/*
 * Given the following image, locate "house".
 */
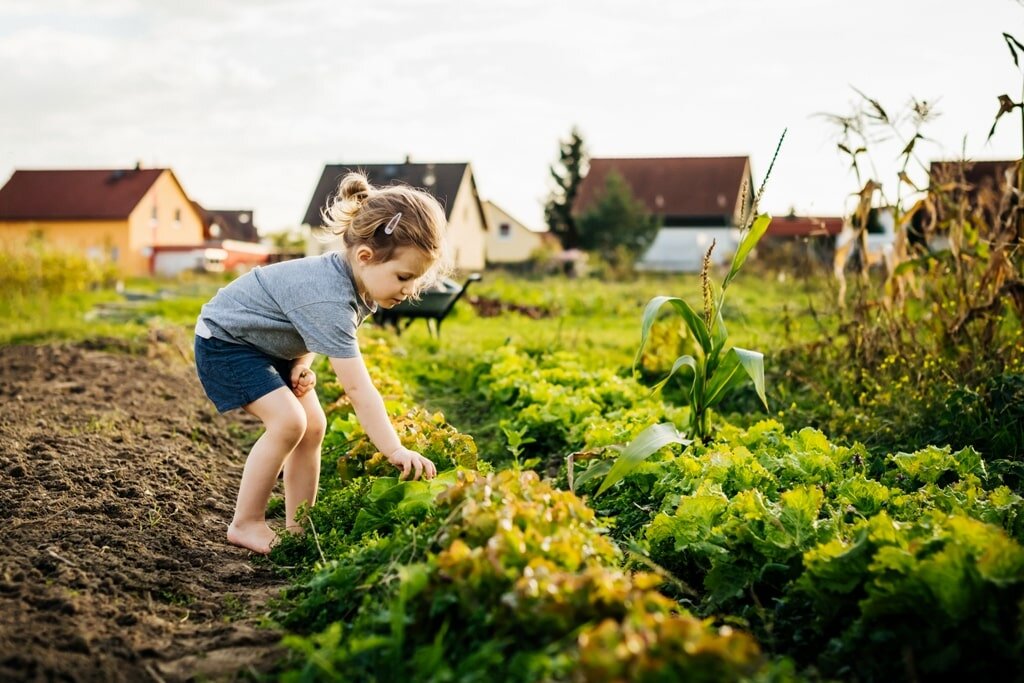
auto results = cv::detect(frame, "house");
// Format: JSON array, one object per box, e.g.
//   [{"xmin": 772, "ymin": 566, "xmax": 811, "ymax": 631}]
[
  {"xmin": 758, "ymin": 212, "xmax": 845, "ymax": 268},
  {"xmin": 0, "ymin": 166, "xmax": 205, "ymax": 277},
  {"xmin": 194, "ymin": 204, "xmax": 260, "ymax": 242},
  {"xmin": 765, "ymin": 214, "xmax": 844, "ymax": 239},
  {"xmin": 482, "ymin": 200, "xmax": 559, "ymax": 265},
  {"xmin": 572, "ymin": 156, "xmax": 755, "ymax": 272},
  {"xmin": 928, "ymin": 159, "xmax": 1019, "ymax": 229},
  {"xmin": 192, "ymin": 203, "xmax": 279, "ymax": 272},
  {"xmin": 302, "ymin": 159, "xmax": 487, "ymax": 271}
]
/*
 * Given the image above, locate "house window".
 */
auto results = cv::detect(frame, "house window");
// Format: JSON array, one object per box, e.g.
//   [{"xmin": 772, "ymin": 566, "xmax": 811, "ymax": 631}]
[
  {"xmin": 174, "ymin": 208, "xmax": 182, "ymax": 228},
  {"xmin": 498, "ymin": 223, "xmax": 511, "ymax": 240},
  {"xmin": 150, "ymin": 204, "xmax": 158, "ymax": 229}
]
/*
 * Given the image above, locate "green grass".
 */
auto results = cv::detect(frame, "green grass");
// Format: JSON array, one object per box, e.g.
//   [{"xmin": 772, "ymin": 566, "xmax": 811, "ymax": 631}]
[{"xmin": 0, "ymin": 277, "xmax": 221, "ymax": 346}]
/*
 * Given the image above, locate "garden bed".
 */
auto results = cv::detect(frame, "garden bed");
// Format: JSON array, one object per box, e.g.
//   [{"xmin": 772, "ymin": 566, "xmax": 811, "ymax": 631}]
[{"xmin": 0, "ymin": 343, "xmax": 285, "ymax": 681}]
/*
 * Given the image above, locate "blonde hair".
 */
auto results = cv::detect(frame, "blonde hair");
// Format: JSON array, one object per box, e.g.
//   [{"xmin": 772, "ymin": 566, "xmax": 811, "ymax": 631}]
[{"xmin": 321, "ymin": 171, "xmax": 453, "ymax": 293}]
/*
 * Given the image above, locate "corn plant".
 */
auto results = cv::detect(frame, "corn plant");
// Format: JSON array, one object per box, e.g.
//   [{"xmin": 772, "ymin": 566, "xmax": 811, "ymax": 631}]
[{"xmin": 595, "ymin": 134, "xmax": 784, "ymax": 497}]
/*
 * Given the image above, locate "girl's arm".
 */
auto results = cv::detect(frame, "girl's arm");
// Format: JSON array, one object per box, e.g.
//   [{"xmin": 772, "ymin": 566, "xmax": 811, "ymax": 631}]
[
  {"xmin": 329, "ymin": 356, "xmax": 436, "ymax": 480},
  {"xmin": 294, "ymin": 352, "xmax": 317, "ymax": 369}
]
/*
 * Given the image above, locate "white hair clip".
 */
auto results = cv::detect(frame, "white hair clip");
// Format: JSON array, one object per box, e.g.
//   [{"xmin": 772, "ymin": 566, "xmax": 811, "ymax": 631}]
[{"xmin": 383, "ymin": 212, "xmax": 402, "ymax": 235}]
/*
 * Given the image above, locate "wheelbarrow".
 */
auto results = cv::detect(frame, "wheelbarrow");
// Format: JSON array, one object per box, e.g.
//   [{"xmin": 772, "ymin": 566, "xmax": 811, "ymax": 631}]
[{"xmin": 373, "ymin": 272, "xmax": 482, "ymax": 338}]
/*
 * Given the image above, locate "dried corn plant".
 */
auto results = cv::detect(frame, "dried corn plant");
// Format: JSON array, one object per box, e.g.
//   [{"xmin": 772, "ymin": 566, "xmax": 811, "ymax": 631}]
[{"xmin": 820, "ymin": 29, "xmax": 1024, "ymax": 371}]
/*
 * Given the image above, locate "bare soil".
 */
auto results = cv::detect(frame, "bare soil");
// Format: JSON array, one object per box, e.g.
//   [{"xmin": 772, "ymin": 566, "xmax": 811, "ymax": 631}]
[{"xmin": 0, "ymin": 341, "xmax": 288, "ymax": 682}]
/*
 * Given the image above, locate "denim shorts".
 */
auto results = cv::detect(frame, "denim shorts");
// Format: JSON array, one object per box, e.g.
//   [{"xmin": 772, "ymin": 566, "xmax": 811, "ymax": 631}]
[{"xmin": 194, "ymin": 335, "xmax": 294, "ymax": 412}]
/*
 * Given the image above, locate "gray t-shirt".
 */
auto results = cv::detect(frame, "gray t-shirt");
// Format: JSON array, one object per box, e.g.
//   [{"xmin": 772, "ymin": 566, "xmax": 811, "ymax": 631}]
[{"xmin": 195, "ymin": 252, "xmax": 375, "ymax": 359}]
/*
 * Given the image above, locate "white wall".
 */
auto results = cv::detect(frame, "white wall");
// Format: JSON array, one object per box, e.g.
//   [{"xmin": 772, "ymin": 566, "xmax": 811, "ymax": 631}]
[{"xmin": 636, "ymin": 227, "xmax": 740, "ymax": 272}]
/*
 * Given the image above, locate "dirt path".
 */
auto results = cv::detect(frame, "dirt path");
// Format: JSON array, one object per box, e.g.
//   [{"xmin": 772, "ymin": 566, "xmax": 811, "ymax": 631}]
[{"xmin": 0, "ymin": 342, "xmax": 287, "ymax": 682}]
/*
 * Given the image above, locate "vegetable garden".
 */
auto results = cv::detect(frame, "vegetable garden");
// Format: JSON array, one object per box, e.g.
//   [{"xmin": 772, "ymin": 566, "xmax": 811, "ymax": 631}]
[
  {"xmin": 264, "ymin": 203, "xmax": 1024, "ymax": 680},
  {"xmin": 3, "ymin": 39, "xmax": 1024, "ymax": 677}
]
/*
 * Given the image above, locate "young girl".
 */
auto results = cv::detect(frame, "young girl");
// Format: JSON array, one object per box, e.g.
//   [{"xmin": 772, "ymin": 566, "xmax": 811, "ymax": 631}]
[{"xmin": 194, "ymin": 172, "xmax": 449, "ymax": 554}]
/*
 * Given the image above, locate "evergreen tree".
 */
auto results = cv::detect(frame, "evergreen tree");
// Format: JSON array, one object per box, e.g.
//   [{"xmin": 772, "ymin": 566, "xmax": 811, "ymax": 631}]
[
  {"xmin": 577, "ymin": 170, "xmax": 661, "ymax": 267},
  {"xmin": 544, "ymin": 126, "xmax": 588, "ymax": 248}
]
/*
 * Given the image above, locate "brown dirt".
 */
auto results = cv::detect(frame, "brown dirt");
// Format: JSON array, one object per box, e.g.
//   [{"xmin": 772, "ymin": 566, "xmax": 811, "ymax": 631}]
[{"xmin": 0, "ymin": 341, "xmax": 289, "ymax": 682}]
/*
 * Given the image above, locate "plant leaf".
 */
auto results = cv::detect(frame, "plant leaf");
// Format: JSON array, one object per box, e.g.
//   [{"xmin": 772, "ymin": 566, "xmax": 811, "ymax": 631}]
[
  {"xmin": 635, "ymin": 296, "xmax": 711, "ymax": 372},
  {"xmin": 571, "ymin": 458, "xmax": 613, "ymax": 493},
  {"xmin": 723, "ymin": 214, "xmax": 772, "ymax": 290},
  {"xmin": 1004, "ymin": 32, "xmax": 1024, "ymax": 67},
  {"xmin": 596, "ymin": 423, "xmax": 690, "ymax": 496},
  {"xmin": 652, "ymin": 354, "xmax": 697, "ymax": 393},
  {"xmin": 712, "ymin": 305, "xmax": 728, "ymax": 348},
  {"xmin": 988, "ymin": 94, "xmax": 1018, "ymax": 142},
  {"xmin": 704, "ymin": 346, "xmax": 767, "ymax": 410}
]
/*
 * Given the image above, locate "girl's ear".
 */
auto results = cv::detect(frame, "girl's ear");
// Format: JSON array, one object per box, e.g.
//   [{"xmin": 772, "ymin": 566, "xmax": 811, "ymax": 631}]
[{"xmin": 353, "ymin": 245, "xmax": 375, "ymax": 264}]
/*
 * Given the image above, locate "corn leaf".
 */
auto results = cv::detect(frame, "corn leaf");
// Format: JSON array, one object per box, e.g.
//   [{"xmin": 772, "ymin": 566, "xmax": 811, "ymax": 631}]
[
  {"xmin": 652, "ymin": 354, "xmax": 697, "ymax": 394},
  {"xmin": 723, "ymin": 214, "xmax": 772, "ymax": 290},
  {"xmin": 704, "ymin": 346, "xmax": 767, "ymax": 410},
  {"xmin": 635, "ymin": 296, "xmax": 711, "ymax": 372},
  {"xmin": 571, "ymin": 458, "xmax": 613, "ymax": 494},
  {"xmin": 596, "ymin": 423, "xmax": 690, "ymax": 496}
]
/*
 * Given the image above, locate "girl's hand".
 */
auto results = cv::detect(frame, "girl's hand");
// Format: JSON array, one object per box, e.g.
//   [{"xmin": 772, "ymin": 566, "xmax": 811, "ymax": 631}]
[
  {"xmin": 387, "ymin": 447, "xmax": 437, "ymax": 481},
  {"xmin": 291, "ymin": 364, "xmax": 316, "ymax": 397}
]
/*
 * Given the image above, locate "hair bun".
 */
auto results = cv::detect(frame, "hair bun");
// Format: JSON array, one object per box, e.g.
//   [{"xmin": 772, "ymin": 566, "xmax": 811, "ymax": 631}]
[{"xmin": 338, "ymin": 172, "xmax": 371, "ymax": 204}]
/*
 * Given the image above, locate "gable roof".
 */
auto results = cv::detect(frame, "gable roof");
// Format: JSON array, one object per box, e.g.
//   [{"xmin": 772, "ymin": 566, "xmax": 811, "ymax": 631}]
[
  {"xmin": 0, "ymin": 168, "xmax": 166, "ymax": 220},
  {"xmin": 767, "ymin": 214, "xmax": 844, "ymax": 237},
  {"xmin": 302, "ymin": 161, "xmax": 471, "ymax": 227},
  {"xmin": 193, "ymin": 203, "xmax": 260, "ymax": 242},
  {"xmin": 483, "ymin": 199, "xmax": 544, "ymax": 232},
  {"xmin": 573, "ymin": 156, "xmax": 751, "ymax": 220}
]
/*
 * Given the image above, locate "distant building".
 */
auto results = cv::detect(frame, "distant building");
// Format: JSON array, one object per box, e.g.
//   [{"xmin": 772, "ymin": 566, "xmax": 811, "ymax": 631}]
[
  {"xmin": 483, "ymin": 200, "xmax": 558, "ymax": 265},
  {"xmin": 572, "ymin": 156, "xmax": 754, "ymax": 272},
  {"xmin": 0, "ymin": 166, "xmax": 204, "ymax": 277},
  {"xmin": 765, "ymin": 214, "xmax": 844, "ymax": 240},
  {"xmin": 194, "ymin": 204, "xmax": 260, "ymax": 243},
  {"xmin": 928, "ymin": 159, "xmax": 1019, "ymax": 198},
  {"xmin": 928, "ymin": 159, "xmax": 1020, "ymax": 228},
  {"xmin": 302, "ymin": 159, "xmax": 487, "ymax": 271},
  {"xmin": 759, "ymin": 212, "xmax": 845, "ymax": 268},
  {"xmin": 191, "ymin": 203, "xmax": 278, "ymax": 272}
]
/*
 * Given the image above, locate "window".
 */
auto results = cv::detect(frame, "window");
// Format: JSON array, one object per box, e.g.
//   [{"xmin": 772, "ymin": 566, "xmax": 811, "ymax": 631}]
[
  {"xmin": 498, "ymin": 223, "xmax": 511, "ymax": 240},
  {"xmin": 174, "ymin": 208, "xmax": 181, "ymax": 228}
]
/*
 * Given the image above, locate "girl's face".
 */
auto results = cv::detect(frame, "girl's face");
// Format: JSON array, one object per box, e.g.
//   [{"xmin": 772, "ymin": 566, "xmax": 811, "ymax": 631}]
[{"xmin": 353, "ymin": 245, "xmax": 434, "ymax": 308}]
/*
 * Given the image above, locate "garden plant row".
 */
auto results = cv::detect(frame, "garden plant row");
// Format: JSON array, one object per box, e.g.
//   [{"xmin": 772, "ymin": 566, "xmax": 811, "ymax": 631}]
[{"xmin": 268, "ymin": 338, "xmax": 1024, "ymax": 682}]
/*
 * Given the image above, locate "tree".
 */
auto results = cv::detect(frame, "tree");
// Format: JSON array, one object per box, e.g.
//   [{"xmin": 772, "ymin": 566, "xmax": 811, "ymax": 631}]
[
  {"xmin": 577, "ymin": 170, "xmax": 661, "ymax": 268},
  {"xmin": 544, "ymin": 126, "xmax": 588, "ymax": 248}
]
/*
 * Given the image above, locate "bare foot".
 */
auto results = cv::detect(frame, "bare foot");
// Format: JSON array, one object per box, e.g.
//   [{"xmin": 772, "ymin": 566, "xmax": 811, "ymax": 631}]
[{"xmin": 227, "ymin": 520, "xmax": 277, "ymax": 554}]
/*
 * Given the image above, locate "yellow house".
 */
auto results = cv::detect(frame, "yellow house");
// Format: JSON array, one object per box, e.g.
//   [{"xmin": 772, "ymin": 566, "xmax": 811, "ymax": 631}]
[
  {"xmin": 0, "ymin": 167, "xmax": 205, "ymax": 277},
  {"xmin": 302, "ymin": 159, "xmax": 488, "ymax": 272},
  {"xmin": 483, "ymin": 200, "xmax": 558, "ymax": 264}
]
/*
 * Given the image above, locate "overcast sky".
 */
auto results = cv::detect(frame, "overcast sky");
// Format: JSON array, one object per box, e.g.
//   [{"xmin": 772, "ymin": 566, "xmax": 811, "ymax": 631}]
[{"xmin": 2, "ymin": 0, "xmax": 1023, "ymax": 235}]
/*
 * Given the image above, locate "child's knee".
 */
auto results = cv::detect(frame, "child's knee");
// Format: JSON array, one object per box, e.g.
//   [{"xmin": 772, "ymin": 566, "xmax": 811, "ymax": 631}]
[
  {"xmin": 304, "ymin": 409, "xmax": 327, "ymax": 442},
  {"xmin": 269, "ymin": 409, "xmax": 308, "ymax": 447}
]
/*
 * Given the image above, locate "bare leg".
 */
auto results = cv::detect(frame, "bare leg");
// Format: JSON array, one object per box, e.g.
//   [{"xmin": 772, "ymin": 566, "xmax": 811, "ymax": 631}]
[
  {"xmin": 227, "ymin": 387, "xmax": 306, "ymax": 554},
  {"xmin": 283, "ymin": 390, "xmax": 327, "ymax": 532}
]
